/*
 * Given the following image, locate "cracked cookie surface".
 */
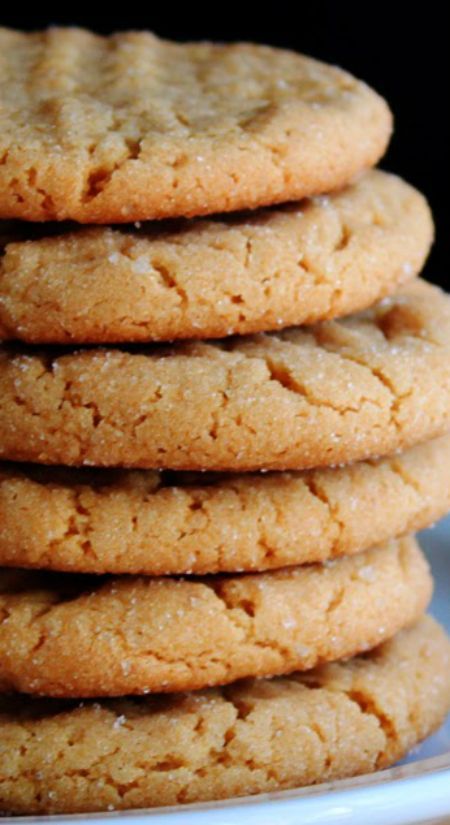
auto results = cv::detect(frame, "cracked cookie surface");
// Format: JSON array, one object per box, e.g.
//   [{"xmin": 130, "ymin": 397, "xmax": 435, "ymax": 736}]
[
  {"xmin": 0, "ymin": 171, "xmax": 431, "ymax": 343},
  {"xmin": 0, "ymin": 537, "xmax": 431, "ymax": 697},
  {"xmin": 1, "ymin": 435, "xmax": 449, "ymax": 575},
  {"xmin": 0, "ymin": 28, "xmax": 391, "ymax": 222},
  {"xmin": 1, "ymin": 280, "xmax": 450, "ymax": 471},
  {"xmin": 0, "ymin": 616, "xmax": 448, "ymax": 814}
]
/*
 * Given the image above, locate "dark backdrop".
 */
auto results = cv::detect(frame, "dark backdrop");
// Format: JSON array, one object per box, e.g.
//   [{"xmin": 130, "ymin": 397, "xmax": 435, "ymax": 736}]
[{"xmin": 2, "ymin": 6, "xmax": 448, "ymax": 289}]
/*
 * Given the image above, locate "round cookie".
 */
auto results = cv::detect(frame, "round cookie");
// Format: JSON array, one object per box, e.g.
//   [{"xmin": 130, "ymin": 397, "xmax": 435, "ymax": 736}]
[
  {"xmin": 1, "ymin": 280, "xmax": 450, "ymax": 471},
  {"xmin": 1, "ymin": 435, "xmax": 449, "ymax": 575},
  {"xmin": 0, "ymin": 28, "xmax": 391, "ymax": 223},
  {"xmin": 0, "ymin": 171, "xmax": 432, "ymax": 344},
  {"xmin": 0, "ymin": 617, "xmax": 448, "ymax": 815},
  {"xmin": 0, "ymin": 537, "xmax": 431, "ymax": 697}
]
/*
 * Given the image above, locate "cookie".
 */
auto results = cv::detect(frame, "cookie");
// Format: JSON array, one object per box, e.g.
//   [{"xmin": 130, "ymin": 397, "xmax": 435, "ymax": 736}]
[
  {"xmin": 0, "ymin": 616, "xmax": 448, "ymax": 814},
  {"xmin": 1, "ymin": 435, "xmax": 449, "ymax": 575},
  {"xmin": 0, "ymin": 171, "xmax": 431, "ymax": 344},
  {"xmin": 0, "ymin": 28, "xmax": 391, "ymax": 223},
  {"xmin": 1, "ymin": 280, "xmax": 450, "ymax": 471},
  {"xmin": 0, "ymin": 537, "xmax": 431, "ymax": 697}
]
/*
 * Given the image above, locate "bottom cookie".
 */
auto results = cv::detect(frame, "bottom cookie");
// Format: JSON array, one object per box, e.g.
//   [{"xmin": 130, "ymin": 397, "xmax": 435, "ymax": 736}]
[{"xmin": 0, "ymin": 616, "xmax": 448, "ymax": 815}]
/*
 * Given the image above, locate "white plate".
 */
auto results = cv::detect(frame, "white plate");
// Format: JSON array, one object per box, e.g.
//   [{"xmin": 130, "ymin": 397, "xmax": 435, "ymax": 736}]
[{"xmin": 6, "ymin": 517, "xmax": 450, "ymax": 825}]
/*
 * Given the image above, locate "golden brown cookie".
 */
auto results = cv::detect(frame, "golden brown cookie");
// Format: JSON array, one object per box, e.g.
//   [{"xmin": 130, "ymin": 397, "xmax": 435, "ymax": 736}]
[
  {"xmin": 1, "ymin": 280, "xmax": 449, "ymax": 471},
  {"xmin": 0, "ymin": 171, "xmax": 431, "ymax": 343},
  {"xmin": 1, "ymin": 435, "xmax": 449, "ymax": 575},
  {"xmin": 0, "ymin": 616, "xmax": 447, "ymax": 815},
  {"xmin": 0, "ymin": 537, "xmax": 431, "ymax": 697},
  {"xmin": 0, "ymin": 28, "xmax": 391, "ymax": 223}
]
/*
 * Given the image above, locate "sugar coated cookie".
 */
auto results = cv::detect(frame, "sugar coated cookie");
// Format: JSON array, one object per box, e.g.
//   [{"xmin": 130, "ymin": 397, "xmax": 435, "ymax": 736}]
[
  {"xmin": 0, "ymin": 171, "xmax": 431, "ymax": 343},
  {"xmin": 0, "ymin": 28, "xmax": 391, "ymax": 222},
  {"xmin": 1, "ymin": 281, "xmax": 449, "ymax": 471},
  {"xmin": 0, "ymin": 435, "xmax": 448, "ymax": 574},
  {"xmin": 0, "ymin": 537, "xmax": 431, "ymax": 697},
  {"xmin": 0, "ymin": 617, "xmax": 447, "ymax": 814}
]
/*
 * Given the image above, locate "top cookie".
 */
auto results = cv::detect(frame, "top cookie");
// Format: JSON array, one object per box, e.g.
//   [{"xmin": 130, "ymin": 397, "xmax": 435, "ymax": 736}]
[{"xmin": 0, "ymin": 28, "xmax": 392, "ymax": 223}]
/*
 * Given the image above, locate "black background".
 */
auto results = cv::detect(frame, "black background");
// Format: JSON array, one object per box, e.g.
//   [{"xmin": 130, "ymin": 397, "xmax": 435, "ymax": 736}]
[{"xmin": 2, "ymin": 6, "xmax": 448, "ymax": 289}]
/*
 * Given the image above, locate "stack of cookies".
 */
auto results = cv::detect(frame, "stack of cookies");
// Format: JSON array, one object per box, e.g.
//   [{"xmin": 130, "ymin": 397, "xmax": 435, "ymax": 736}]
[{"xmin": 0, "ymin": 28, "xmax": 449, "ymax": 815}]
